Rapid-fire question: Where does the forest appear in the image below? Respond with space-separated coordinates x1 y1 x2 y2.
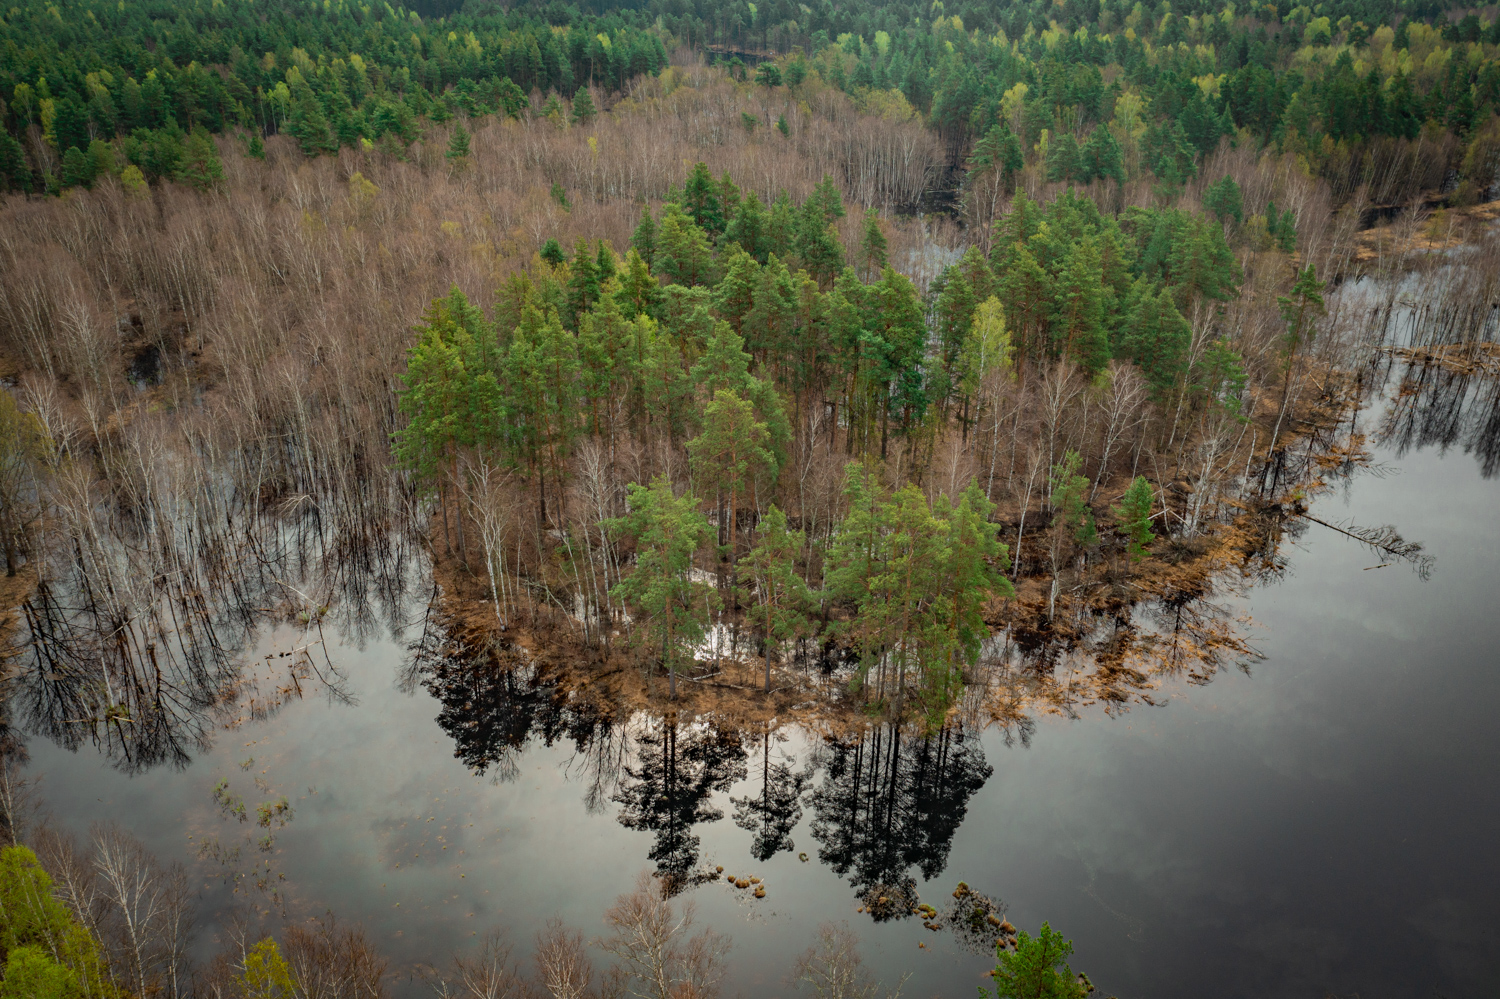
1 0 1495 992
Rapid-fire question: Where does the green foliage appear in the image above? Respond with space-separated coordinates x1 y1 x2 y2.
0 847 114 998
0 946 79 999
0 0 671 192
541 238 567 265
178 128 224 189
980 923 1088 999
238 938 298 999
1278 265 1326 364
446 121 471 159
571 88 597 126
824 465 1012 720
744 505 812 690
1050 450 1095 548
687 388 777 556
1204 175 1244 225
609 476 717 694
1112 476 1155 562
755 62 783 88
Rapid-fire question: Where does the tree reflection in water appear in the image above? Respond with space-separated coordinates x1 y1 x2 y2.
732 728 812 862
613 718 747 894
5 511 408 774
807 724 992 920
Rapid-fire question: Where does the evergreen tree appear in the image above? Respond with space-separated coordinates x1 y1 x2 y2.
609 476 716 698
686 388 776 569
1115 283 1192 394
570 88 597 125
540 238 567 266
725 190 770 261
755 62 783 88
616 248 665 319
713 248 761 334
1083 126 1125 185
766 192 798 258
631 205 658 267
655 203 720 286
1204 175 1244 225
980 922 1089 999
682 161 726 236
59 146 94 189
565 238 600 328
178 128 224 190
1052 238 1109 373
743 505 811 691
0 133 33 192
446 120 471 159
1050 450 1095 548
859 208 888 279
394 299 471 497
1111 476 1155 562
1046 132 1083 183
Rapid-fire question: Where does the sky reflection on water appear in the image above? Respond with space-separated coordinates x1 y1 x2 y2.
21 390 1500 999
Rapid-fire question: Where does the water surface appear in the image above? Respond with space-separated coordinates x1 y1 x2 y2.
21 373 1500 999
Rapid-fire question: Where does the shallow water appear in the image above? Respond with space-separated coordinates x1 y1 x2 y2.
19 371 1500 999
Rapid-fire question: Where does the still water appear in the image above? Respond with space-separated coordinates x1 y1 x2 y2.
20 378 1500 999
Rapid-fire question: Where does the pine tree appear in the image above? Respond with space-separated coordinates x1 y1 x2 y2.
743 505 811 691
565 237 600 328
1050 450 1095 548
1052 238 1109 374
178 128 224 190
755 62 783 88
686 388 775 571
1116 283 1191 394
713 248 761 334
776 113 790 137
859 208 888 280
631 205 658 267
446 120 471 159
682 161 726 236
1111 476 1155 562
1046 132 1083 183
540 238 567 266
570 87 596 125
59 146 94 189
0 132 33 192
1083 126 1125 185
725 190 770 261
1203 175 1244 225
616 248 665 319
766 192 798 258
654 202 719 286
823 463 890 696
980 923 1088 999
923 481 1013 722
609 476 716 699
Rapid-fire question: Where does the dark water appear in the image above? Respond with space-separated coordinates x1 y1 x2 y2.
19 380 1500 998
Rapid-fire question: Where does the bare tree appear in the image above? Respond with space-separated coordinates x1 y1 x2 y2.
789 922 904 999
535 919 594 999
599 871 729 999
283 914 390 999
92 822 193 999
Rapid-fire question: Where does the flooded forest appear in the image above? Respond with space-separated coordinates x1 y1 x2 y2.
2 0 1500 994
